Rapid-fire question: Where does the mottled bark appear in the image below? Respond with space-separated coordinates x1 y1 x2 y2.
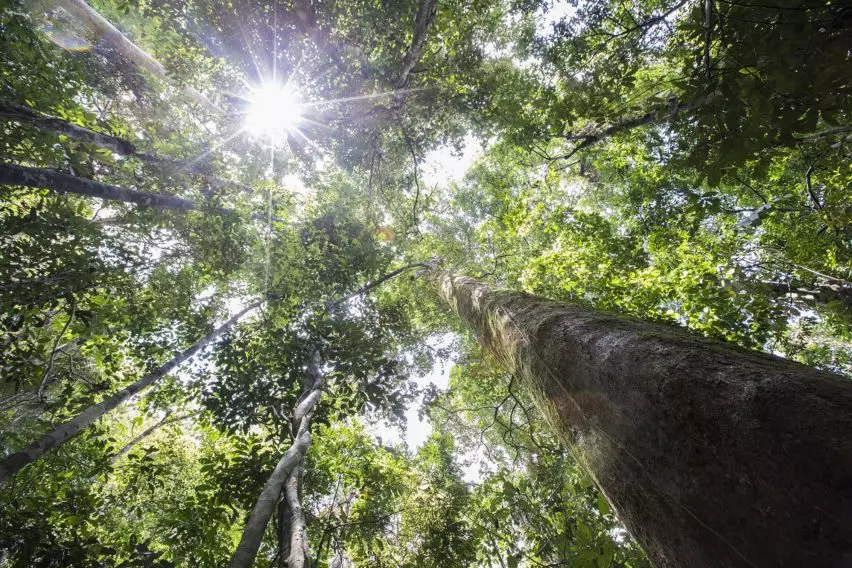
228 430 312 568
0 304 258 483
0 163 232 215
278 495 292 567
394 0 439 90
284 464 309 568
229 350 324 568
283 350 323 568
50 0 219 113
425 269 852 568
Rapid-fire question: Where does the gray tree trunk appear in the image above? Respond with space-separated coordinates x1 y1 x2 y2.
0 100 251 193
228 430 312 568
229 350 324 568
0 163 232 215
0 304 258 483
425 269 852 568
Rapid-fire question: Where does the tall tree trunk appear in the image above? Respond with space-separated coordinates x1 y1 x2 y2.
0 100 138 156
278 495 292 567
0 163 232 215
0 101 251 193
49 0 219 113
283 464 309 568
394 0 439 90
0 304 258 483
424 269 852 568
228 430 313 568
229 350 324 568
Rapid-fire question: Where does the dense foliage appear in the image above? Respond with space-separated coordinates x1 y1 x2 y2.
0 0 848 566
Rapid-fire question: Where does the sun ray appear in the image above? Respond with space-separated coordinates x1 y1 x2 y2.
300 87 429 109
177 126 247 173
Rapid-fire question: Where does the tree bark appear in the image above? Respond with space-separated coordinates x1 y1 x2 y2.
278 494 292 567
0 163 232 215
229 350 324 568
228 430 312 568
0 100 138 156
0 303 258 483
283 464 309 568
556 95 711 160
394 0 439 90
424 269 852 568
49 0 219 113
325 262 429 311
0 101 251 193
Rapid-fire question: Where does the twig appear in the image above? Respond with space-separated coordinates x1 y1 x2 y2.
37 299 76 402
804 165 822 210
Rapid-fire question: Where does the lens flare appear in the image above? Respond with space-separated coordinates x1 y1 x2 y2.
244 83 302 139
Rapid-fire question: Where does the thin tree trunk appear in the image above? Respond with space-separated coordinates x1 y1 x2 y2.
394 0 439 90
228 431 313 568
556 96 711 160
424 269 852 568
229 350 324 568
0 100 138 156
49 0 219 113
0 163 232 215
0 101 251 192
108 411 194 465
326 263 429 310
284 464 309 568
0 303 258 483
557 96 848 159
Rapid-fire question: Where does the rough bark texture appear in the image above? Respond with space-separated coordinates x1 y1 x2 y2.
0 163 232 215
278 495 292 567
426 269 852 568
0 304 258 483
284 464 309 568
51 0 219 113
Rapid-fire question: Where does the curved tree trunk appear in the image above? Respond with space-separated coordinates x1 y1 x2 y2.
229 350 324 568
425 269 852 568
0 303 259 483
0 163 232 215
228 430 312 568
